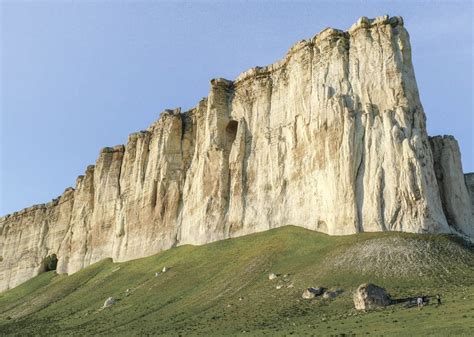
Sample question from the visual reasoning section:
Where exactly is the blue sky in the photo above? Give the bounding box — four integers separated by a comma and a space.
1, 1, 472, 215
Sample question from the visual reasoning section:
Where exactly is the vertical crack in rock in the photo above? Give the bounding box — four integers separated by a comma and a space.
174, 109, 197, 246
81, 165, 95, 271
140, 134, 151, 185
224, 119, 238, 236
151, 180, 158, 209
355, 110, 366, 233
240, 120, 251, 231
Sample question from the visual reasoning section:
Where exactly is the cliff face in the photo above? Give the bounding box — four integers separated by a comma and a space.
430, 136, 473, 236
465, 173, 474, 216
1, 15, 472, 292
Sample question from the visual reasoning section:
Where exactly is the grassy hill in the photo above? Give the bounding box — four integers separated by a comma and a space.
0, 226, 473, 336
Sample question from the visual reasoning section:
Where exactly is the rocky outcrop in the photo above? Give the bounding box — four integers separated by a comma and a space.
464, 173, 474, 214
0, 188, 75, 292
430, 136, 474, 236
1, 15, 472, 292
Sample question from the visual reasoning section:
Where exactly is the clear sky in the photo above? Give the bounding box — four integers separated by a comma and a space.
1, 0, 472, 216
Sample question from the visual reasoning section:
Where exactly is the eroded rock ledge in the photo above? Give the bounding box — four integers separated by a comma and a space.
1, 15, 472, 292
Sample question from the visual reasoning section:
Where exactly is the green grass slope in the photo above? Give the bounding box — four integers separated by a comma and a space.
0, 226, 473, 336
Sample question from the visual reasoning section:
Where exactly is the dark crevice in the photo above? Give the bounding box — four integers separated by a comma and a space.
151, 179, 158, 208
225, 120, 238, 151
42, 254, 58, 272
355, 112, 365, 233
224, 120, 239, 236
175, 111, 195, 246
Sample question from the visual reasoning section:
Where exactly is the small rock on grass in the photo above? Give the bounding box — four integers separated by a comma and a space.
323, 289, 343, 299
302, 287, 325, 299
103, 297, 116, 308
268, 273, 277, 280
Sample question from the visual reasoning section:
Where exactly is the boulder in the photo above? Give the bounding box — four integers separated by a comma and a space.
353, 283, 390, 310
162, 267, 168, 273
268, 273, 277, 280
103, 297, 116, 308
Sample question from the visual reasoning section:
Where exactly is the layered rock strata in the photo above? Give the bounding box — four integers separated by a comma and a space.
1, 15, 472, 292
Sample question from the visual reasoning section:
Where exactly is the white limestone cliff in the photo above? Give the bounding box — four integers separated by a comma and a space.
1, 15, 472, 292
430, 136, 473, 236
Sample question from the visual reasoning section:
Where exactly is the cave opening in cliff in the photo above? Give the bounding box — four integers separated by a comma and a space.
225, 120, 238, 151
42, 254, 58, 272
